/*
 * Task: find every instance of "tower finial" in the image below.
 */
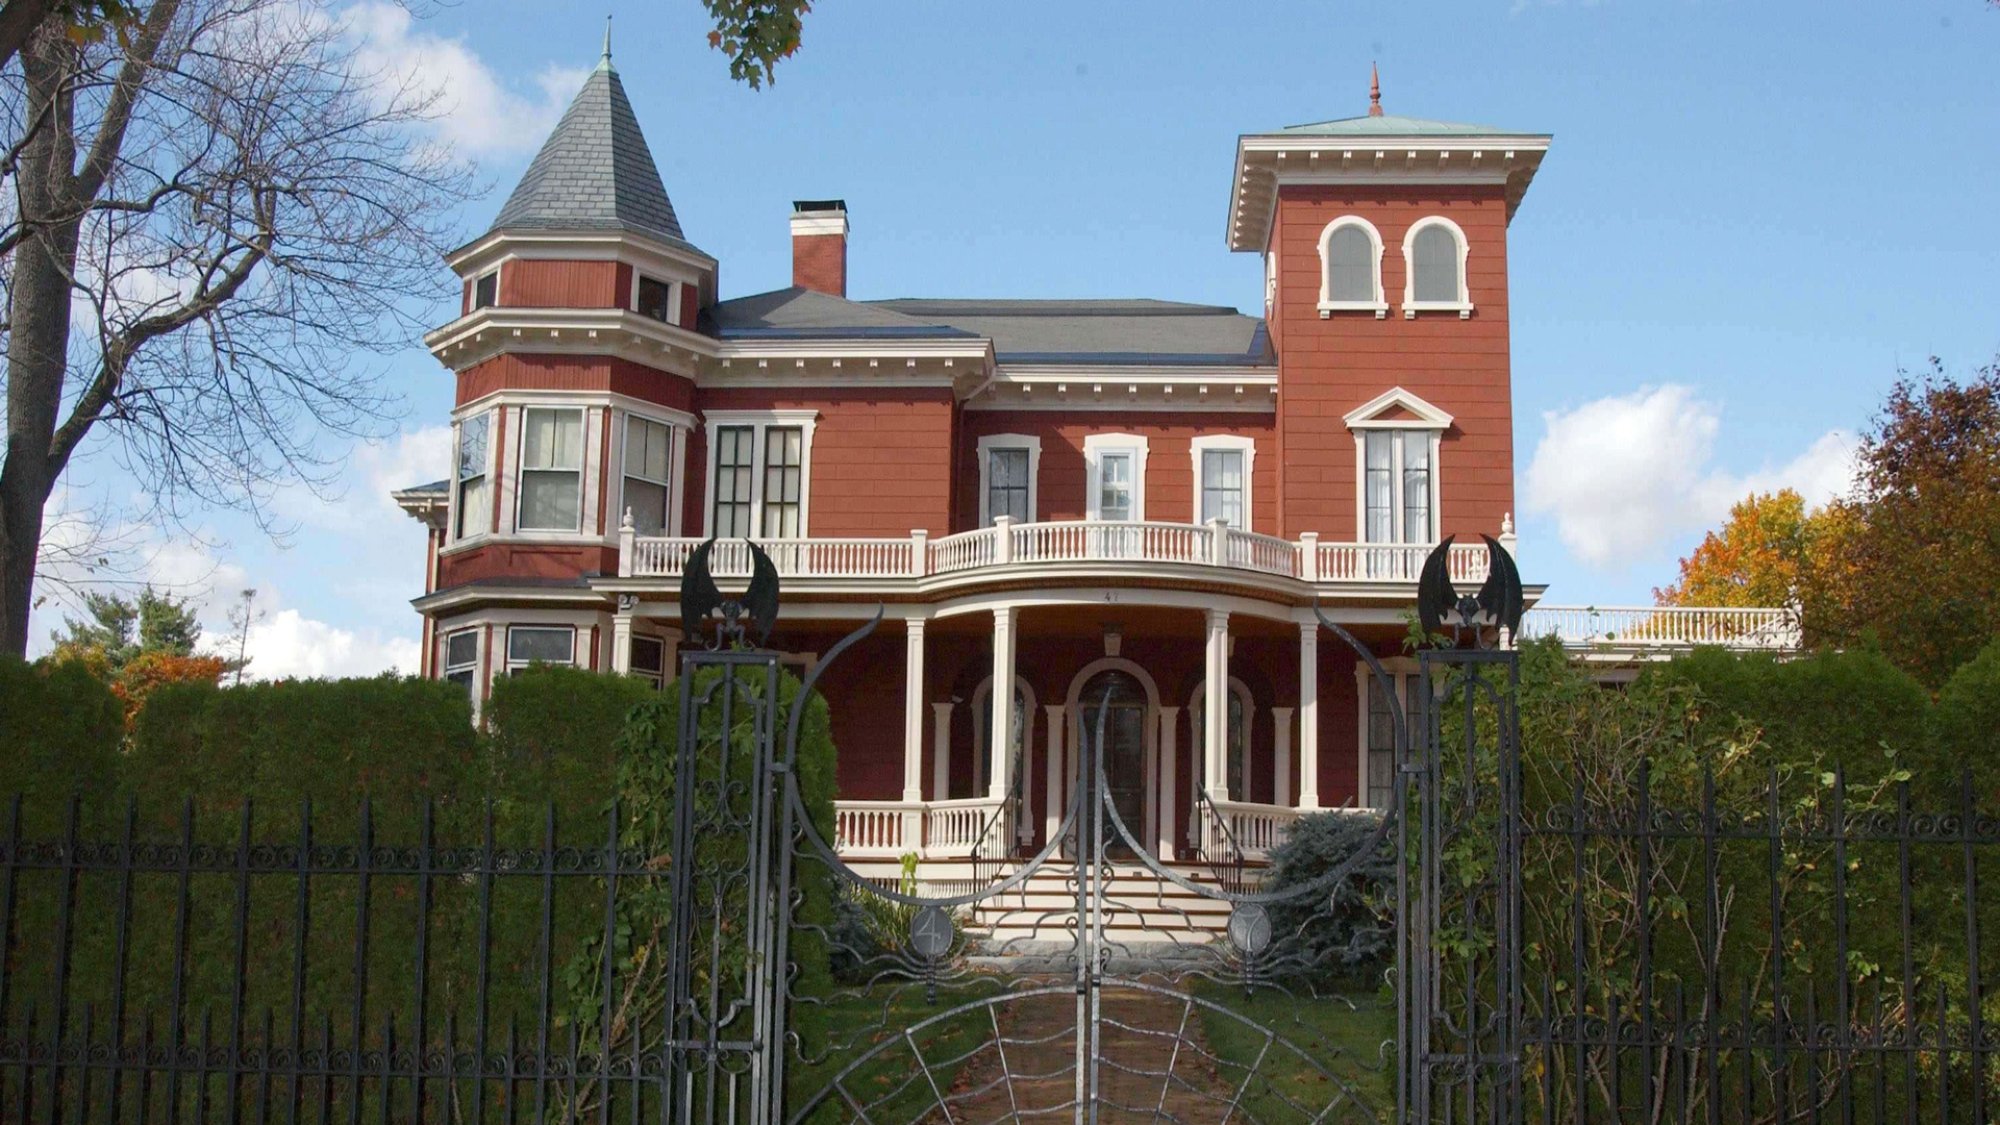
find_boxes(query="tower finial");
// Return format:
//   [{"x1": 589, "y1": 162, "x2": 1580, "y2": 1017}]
[
  {"x1": 599, "y1": 15, "x2": 613, "y2": 70},
  {"x1": 1369, "y1": 62, "x2": 1383, "y2": 117}
]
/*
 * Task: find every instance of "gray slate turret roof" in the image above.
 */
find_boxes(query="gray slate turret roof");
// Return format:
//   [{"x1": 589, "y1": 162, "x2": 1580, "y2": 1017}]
[{"x1": 486, "y1": 59, "x2": 703, "y2": 257}]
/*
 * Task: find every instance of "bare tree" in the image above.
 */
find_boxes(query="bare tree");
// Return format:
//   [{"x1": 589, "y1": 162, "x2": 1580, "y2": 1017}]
[{"x1": 0, "y1": 0, "x2": 474, "y2": 656}]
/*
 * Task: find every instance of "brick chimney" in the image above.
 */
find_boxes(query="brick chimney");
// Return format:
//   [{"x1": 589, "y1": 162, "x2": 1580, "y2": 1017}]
[{"x1": 790, "y1": 199, "x2": 848, "y2": 298}]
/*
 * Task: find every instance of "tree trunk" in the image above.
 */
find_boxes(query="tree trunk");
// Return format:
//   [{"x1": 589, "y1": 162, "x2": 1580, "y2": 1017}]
[{"x1": 0, "y1": 26, "x2": 82, "y2": 657}]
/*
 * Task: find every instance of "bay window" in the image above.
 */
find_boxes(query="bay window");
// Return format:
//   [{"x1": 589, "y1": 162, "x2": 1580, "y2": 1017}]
[
  {"x1": 506, "y1": 626, "x2": 574, "y2": 672},
  {"x1": 623, "y1": 415, "x2": 675, "y2": 536},
  {"x1": 517, "y1": 407, "x2": 584, "y2": 532},
  {"x1": 443, "y1": 630, "x2": 479, "y2": 694},
  {"x1": 454, "y1": 412, "x2": 490, "y2": 540}
]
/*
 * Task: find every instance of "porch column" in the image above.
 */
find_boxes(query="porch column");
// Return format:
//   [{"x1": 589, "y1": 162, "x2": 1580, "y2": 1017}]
[
  {"x1": 611, "y1": 600, "x2": 635, "y2": 675},
  {"x1": 1203, "y1": 608, "x2": 1230, "y2": 800},
  {"x1": 902, "y1": 617, "x2": 926, "y2": 802},
  {"x1": 1298, "y1": 619, "x2": 1321, "y2": 810},
  {"x1": 989, "y1": 606, "x2": 1016, "y2": 802},
  {"x1": 1271, "y1": 706, "x2": 1294, "y2": 806},
  {"x1": 1044, "y1": 704, "x2": 1066, "y2": 846},
  {"x1": 930, "y1": 702, "x2": 953, "y2": 800},
  {"x1": 1156, "y1": 706, "x2": 1179, "y2": 858}
]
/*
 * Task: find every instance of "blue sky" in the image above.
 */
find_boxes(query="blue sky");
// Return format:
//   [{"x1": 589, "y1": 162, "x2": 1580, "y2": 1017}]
[{"x1": 30, "y1": 0, "x2": 2000, "y2": 674}]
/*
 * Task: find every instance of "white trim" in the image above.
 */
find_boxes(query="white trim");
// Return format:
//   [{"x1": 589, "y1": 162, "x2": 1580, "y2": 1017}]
[
  {"x1": 1186, "y1": 676, "x2": 1256, "y2": 802},
  {"x1": 1400, "y1": 215, "x2": 1474, "y2": 317},
  {"x1": 789, "y1": 212, "x2": 850, "y2": 237},
  {"x1": 1342, "y1": 385, "x2": 1456, "y2": 430},
  {"x1": 1351, "y1": 428, "x2": 1443, "y2": 545},
  {"x1": 1188, "y1": 434, "x2": 1256, "y2": 532},
  {"x1": 615, "y1": 408, "x2": 689, "y2": 538},
  {"x1": 446, "y1": 229, "x2": 718, "y2": 278},
  {"x1": 700, "y1": 409, "x2": 820, "y2": 538},
  {"x1": 504, "y1": 623, "x2": 578, "y2": 672},
  {"x1": 1315, "y1": 215, "x2": 1389, "y2": 317},
  {"x1": 471, "y1": 267, "x2": 499, "y2": 310},
  {"x1": 975, "y1": 433, "x2": 1042, "y2": 527},
  {"x1": 1352, "y1": 657, "x2": 1418, "y2": 810},
  {"x1": 454, "y1": 390, "x2": 695, "y2": 432},
  {"x1": 628, "y1": 270, "x2": 682, "y2": 328},
  {"x1": 1083, "y1": 433, "x2": 1149, "y2": 522},
  {"x1": 513, "y1": 405, "x2": 589, "y2": 535}
]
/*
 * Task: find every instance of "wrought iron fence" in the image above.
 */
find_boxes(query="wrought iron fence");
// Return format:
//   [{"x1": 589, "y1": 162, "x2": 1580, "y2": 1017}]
[{"x1": 1515, "y1": 767, "x2": 1999, "y2": 1124}]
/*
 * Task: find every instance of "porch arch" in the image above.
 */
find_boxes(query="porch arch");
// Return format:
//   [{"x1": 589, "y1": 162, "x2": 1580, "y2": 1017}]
[{"x1": 1064, "y1": 657, "x2": 1163, "y2": 849}]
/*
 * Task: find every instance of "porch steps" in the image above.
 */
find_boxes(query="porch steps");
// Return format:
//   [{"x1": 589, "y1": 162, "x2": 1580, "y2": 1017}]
[{"x1": 958, "y1": 860, "x2": 1262, "y2": 947}]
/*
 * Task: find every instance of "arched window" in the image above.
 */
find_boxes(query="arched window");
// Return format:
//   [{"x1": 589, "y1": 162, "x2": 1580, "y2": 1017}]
[
  {"x1": 1316, "y1": 216, "x2": 1386, "y2": 316},
  {"x1": 972, "y1": 676, "x2": 1032, "y2": 797},
  {"x1": 1401, "y1": 217, "x2": 1472, "y2": 316},
  {"x1": 1189, "y1": 679, "x2": 1253, "y2": 801}
]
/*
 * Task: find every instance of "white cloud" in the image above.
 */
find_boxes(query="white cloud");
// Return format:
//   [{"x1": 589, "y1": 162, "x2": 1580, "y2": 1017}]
[
  {"x1": 1522, "y1": 384, "x2": 1857, "y2": 569},
  {"x1": 344, "y1": 2, "x2": 588, "y2": 158},
  {"x1": 272, "y1": 424, "x2": 451, "y2": 533},
  {"x1": 241, "y1": 608, "x2": 421, "y2": 679}
]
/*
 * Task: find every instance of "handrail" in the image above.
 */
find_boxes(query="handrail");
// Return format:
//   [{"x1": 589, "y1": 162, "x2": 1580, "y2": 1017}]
[
  {"x1": 1191, "y1": 787, "x2": 1248, "y2": 890},
  {"x1": 1520, "y1": 605, "x2": 1801, "y2": 651}
]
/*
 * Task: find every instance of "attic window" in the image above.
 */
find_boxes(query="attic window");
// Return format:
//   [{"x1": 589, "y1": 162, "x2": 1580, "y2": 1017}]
[
  {"x1": 635, "y1": 275, "x2": 676, "y2": 324},
  {"x1": 472, "y1": 270, "x2": 498, "y2": 310}
]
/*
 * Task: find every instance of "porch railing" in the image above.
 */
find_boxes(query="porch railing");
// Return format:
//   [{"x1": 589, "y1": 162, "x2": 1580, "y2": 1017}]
[
  {"x1": 620, "y1": 516, "x2": 1497, "y2": 586},
  {"x1": 1199, "y1": 798, "x2": 1305, "y2": 863},
  {"x1": 833, "y1": 798, "x2": 1009, "y2": 859},
  {"x1": 1520, "y1": 604, "x2": 1801, "y2": 652}
]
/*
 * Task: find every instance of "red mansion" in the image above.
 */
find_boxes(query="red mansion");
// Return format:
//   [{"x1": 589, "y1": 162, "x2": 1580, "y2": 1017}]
[{"x1": 395, "y1": 56, "x2": 1795, "y2": 877}]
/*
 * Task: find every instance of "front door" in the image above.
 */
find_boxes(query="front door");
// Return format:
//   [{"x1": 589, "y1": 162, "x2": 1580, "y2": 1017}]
[{"x1": 1078, "y1": 670, "x2": 1148, "y2": 854}]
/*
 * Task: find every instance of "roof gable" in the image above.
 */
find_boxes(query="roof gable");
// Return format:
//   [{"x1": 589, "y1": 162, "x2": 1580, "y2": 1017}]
[{"x1": 486, "y1": 61, "x2": 697, "y2": 253}]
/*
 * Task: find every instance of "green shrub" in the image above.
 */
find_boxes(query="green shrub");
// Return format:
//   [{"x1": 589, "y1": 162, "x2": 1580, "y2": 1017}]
[
  {"x1": 1930, "y1": 636, "x2": 2000, "y2": 802},
  {"x1": 1262, "y1": 811, "x2": 1396, "y2": 982},
  {"x1": 0, "y1": 656, "x2": 123, "y2": 834},
  {"x1": 485, "y1": 663, "x2": 654, "y2": 822}
]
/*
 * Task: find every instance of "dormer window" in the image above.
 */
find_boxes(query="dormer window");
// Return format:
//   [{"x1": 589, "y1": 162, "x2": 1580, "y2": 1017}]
[
  {"x1": 472, "y1": 269, "x2": 498, "y2": 310},
  {"x1": 1344, "y1": 387, "x2": 1452, "y2": 547},
  {"x1": 1401, "y1": 217, "x2": 1472, "y2": 317},
  {"x1": 1317, "y1": 216, "x2": 1387, "y2": 317},
  {"x1": 635, "y1": 274, "x2": 676, "y2": 324}
]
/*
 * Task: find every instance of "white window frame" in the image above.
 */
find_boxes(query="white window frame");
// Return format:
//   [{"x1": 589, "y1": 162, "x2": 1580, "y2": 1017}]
[
  {"x1": 628, "y1": 633, "x2": 668, "y2": 689},
  {"x1": 451, "y1": 410, "x2": 495, "y2": 544},
  {"x1": 1400, "y1": 215, "x2": 1473, "y2": 318},
  {"x1": 616, "y1": 410, "x2": 686, "y2": 537},
  {"x1": 472, "y1": 268, "x2": 499, "y2": 310},
  {"x1": 630, "y1": 272, "x2": 681, "y2": 326},
  {"x1": 442, "y1": 628, "x2": 481, "y2": 693},
  {"x1": 976, "y1": 433, "x2": 1041, "y2": 526},
  {"x1": 1354, "y1": 658, "x2": 1418, "y2": 811},
  {"x1": 505, "y1": 625, "x2": 576, "y2": 672},
  {"x1": 700, "y1": 409, "x2": 819, "y2": 538},
  {"x1": 1083, "y1": 433, "x2": 1149, "y2": 522},
  {"x1": 1316, "y1": 215, "x2": 1388, "y2": 318},
  {"x1": 1189, "y1": 434, "x2": 1256, "y2": 532},
  {"x1": 514, "y1": 405, "x2": 588, "y2": 534},
  {"x1": 1345, "y1": 388, "x2": 1452, "y2": 544}
]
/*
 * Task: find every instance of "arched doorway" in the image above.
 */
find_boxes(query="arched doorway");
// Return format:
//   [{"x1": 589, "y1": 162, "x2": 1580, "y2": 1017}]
[{"x1": 1075, "y1": 668, "x2": 1149, "y2": 854}]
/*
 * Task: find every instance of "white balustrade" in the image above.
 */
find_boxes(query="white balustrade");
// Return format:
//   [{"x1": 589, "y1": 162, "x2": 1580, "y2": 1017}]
[
  {"x1": 1521, "y1": 605, "x2": 1801, "y2": 651},
  {"x1": 922, "y1": 798, "x2": 1007, "y2": 857},
  {"x1": 1206, "y1": 799, "x2": 1303, "y2": 861},
  {"x1": 1223, "y1": 528, "x2": 1300, "y2": 576},
  {"x1": 832, "y1": 801, "x2": 920, "y2": 857}
]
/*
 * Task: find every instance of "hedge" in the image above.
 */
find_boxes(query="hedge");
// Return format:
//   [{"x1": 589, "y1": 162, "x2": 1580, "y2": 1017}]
[{"x1": 0, "y1": 656, "x2": 123, "y2": 835}]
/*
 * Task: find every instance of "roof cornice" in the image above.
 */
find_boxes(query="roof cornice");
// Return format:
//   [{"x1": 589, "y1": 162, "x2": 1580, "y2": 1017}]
[{"x1": 1226, "y1": 132, "x2": 1553, "y2": 253}]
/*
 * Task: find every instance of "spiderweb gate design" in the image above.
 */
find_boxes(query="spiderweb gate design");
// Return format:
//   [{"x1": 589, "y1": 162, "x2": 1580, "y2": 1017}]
[{"x1": 659, "y1": 606, "x2": 1528, "y2": 1124}]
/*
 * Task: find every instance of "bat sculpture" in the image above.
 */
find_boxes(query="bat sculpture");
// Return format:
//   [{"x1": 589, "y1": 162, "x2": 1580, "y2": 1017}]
[
  {"x1": 1416, "y1": 534, "x2": 1524, "y2": 643},
  {"x1": 679, "y1": 538, "x2": 781, "y2": 648}
]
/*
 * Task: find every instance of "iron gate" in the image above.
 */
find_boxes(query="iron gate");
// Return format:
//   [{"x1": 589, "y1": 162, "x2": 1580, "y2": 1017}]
[{"x1": 660, "y1": 598, "x2": 1526, "y2": 1123}]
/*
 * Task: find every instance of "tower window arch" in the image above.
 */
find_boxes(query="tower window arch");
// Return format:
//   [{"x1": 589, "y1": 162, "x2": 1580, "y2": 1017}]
[
  {"x1": 1316, "y1": 216, "x2": 1387, "y2": 317},
  {"x1": 1401, "y1": 216, "x2": 1473, "y2": 317}
]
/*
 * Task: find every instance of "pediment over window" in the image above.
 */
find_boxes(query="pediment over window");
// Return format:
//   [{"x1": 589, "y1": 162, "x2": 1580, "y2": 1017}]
[{"x1": 1343, "y1": 386, "x2": 1454, "y2": 431}]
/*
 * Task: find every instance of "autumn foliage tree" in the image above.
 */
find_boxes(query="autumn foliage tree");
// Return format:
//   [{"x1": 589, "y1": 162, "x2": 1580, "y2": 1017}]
[
  {"x1": 1799, "y1": 359, "x2": 2000, "y2": 688},
  {"x1": 1655, "y1": 488, "x2": 1822, "y2": 608}
]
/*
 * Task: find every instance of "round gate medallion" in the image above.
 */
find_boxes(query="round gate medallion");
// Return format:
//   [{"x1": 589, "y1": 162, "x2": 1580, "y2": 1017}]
[
  {"x1": 909, "y1": 905, "x2": 953, "y2": 959},
  {"x1": 1227, "y1": 903, "x2": 1272, "y2": 956}
]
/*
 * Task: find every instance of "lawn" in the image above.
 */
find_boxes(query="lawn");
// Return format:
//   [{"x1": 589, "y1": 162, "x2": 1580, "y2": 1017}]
[{"x1": 1192, "y1": 980, "x2": 1396, "y2": 1122}]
